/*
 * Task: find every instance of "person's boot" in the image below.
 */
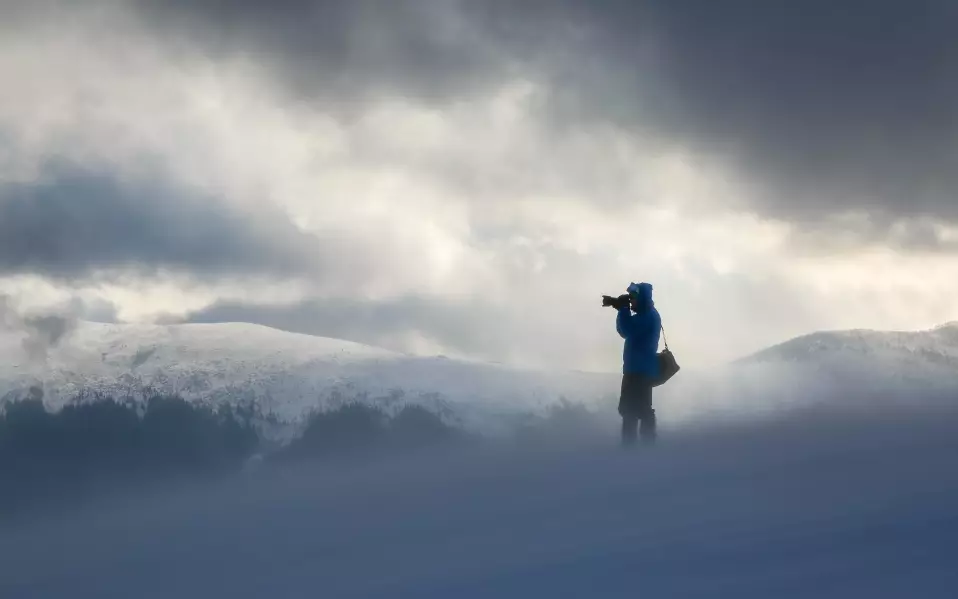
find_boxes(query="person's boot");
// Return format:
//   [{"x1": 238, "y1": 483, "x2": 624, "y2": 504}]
[{"x1": 639, "y1": 409, "x2": 657, "y2": 444}]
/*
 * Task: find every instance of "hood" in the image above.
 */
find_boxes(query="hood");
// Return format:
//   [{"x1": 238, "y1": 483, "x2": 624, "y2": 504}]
[{"x1": 627, "y1": 282, "x2": 654, "y2": 310}]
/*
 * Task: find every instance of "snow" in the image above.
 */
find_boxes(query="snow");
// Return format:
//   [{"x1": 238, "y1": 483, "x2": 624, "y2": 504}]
[
  {"x1": 0, "y1": 321, "x2": 621, "y2": 432},
  {"x1": 2, "y1": 322, "x2": 957, "y2": 596},
  {"x1": 1, "y1": 403, "x2": 955, "y2": 598},
  {"x1": 743, "y1": 322, "x2": 958, "y2": 369},
  {"x1": 584, "y1": 323, "x2": 958, "y2": 438}
]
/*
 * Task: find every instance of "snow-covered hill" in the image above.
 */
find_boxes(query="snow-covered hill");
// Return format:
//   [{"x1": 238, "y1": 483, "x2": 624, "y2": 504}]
[
  {"x1": 639, "y1": 322, "x2": 958, "y2": 426},
  {"x1": 742, "y1": 321, "x2": 958, "y2": 369},
  {"x1": 0, "y1": 321, "x2": 620, "y2": 432},
  {"x1": 735, "y1": 321, "x2": 958, "y2": 400}
]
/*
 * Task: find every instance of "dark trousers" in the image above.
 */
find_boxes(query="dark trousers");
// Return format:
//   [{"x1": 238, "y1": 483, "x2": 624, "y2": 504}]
[{"x1": 618, "y1": 373, "x2": 656, "y2": 444}]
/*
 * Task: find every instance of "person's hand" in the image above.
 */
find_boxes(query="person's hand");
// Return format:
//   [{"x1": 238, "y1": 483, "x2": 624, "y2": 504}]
[{"x1": 602, "y1": 294, "x2": 630, "y2": 309}]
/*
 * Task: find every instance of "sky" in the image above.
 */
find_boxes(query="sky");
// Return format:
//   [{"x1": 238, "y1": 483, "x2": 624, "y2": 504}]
[{"x1": 2, "y1": 0, "x2": 958, "y2": 371}]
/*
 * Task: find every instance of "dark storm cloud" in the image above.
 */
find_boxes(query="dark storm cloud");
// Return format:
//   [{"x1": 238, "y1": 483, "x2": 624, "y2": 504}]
[
  {"x1": 512, "y1": 0, "x2": 958, "y2": 228},
  {"x1": 134, "y1": 0, "x2": 522, "y2": 111},
  {"x1": 476, "y1": 0, "x2": 958, "y2": 227},
  {"x1": 610, "y1": 0, "x2": 958, "y2": 225},
  {"x1": 0, "y1": 161, "x2": 316, "y2": 280},
  {"x1": 133, "y1": 0, "x2": 958, "y2": 228}
]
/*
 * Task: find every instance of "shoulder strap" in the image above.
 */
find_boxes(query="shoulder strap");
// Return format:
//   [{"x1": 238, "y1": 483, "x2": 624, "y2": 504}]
[{"x1": 660, "y1": 324, "x2": 669, "y2": 351}]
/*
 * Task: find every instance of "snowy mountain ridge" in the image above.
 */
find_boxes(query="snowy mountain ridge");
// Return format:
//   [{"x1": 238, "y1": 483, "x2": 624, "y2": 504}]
[
  {"x1": 2, "y1": 319, "x2": 956, "y2": 434},
  {"x1": 0, "y1": 320, "x2": 620, "y2": 432}
]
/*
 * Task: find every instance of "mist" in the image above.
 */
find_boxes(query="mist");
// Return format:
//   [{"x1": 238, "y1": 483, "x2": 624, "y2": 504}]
[
  {"x1": 2, "y1": 374, "x2": 956, "y2": 598},
  {"x1": 0, "y1": 294, "x2": 78, "y2": 365}
]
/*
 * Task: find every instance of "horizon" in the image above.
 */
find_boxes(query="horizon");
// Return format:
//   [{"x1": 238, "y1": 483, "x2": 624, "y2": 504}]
[{"x1": 4, "y1": 314, "x2": 958, "y2": 374}]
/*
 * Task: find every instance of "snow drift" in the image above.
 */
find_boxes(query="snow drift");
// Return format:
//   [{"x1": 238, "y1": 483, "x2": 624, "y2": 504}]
[{"x1": 2, "y1": 401, "x2": 955, "y2": 598}]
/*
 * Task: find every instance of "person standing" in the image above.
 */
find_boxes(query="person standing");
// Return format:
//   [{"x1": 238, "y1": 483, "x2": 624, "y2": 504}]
[{"x1": 605, "y1": 282, "x2": 661, "y2": 445}]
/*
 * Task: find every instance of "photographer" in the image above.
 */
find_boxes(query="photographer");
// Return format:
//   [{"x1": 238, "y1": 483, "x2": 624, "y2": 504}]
[{"x1": 603, "y1": 282, "x2": 662, "y2": 445}]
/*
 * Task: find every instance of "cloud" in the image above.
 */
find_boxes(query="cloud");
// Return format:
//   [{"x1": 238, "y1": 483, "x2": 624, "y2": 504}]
[
  {"x1": 13, "y1": 0, "x2": 956, "y2": 231},
  {"x1": 542, "y1": 0, "x2": 958, "y2": 227},
  {"x1": 0, "y1": 294, "x2": 78, "y2": 363},
  {"x1": 1, "y1": 0, "x2": 957, "y2": 370},
  {"x1": 0, "y1": 161, "x2": 319, "y2": 281},
  {"x1": 185, "y1": 296, "x2": 514, "y2": 361},
  {"x1": 684, "y1": 3, "x2": 956, "y2": 225},
  {"x1": 124, "y1": 1, "x2": 958, "y2": 235},
  {"x1": 133, "y1": 0, "x2": 520, "y2": 109}
]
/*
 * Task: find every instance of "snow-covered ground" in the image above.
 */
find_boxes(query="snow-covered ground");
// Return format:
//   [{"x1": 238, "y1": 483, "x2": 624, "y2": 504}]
[
  {"x1": 2, "y1": 402, "x2": 955, "y2": 598},
  {"x1": 2, "y1": 321, "x2": 957, "y2": 597}
]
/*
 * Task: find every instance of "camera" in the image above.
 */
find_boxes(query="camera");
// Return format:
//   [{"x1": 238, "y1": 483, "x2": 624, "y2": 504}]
[{"x1": 602, "y1": 294, "x2": 630, "y2": 310}]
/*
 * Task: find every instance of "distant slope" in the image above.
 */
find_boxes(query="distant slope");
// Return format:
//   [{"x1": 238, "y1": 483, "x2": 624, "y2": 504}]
[
  {"x1": 645, "y1": 322, "x2": 958, "y2": 425},
  {"x1": 741, "y1": 322, "x2": 958, "y2": 367},
  {"x1": 733, "y1": 322, "x2": 958, "y2": 396},
  {"x1": 0, "y1": 321, "x2": 620, "y2": 432}
]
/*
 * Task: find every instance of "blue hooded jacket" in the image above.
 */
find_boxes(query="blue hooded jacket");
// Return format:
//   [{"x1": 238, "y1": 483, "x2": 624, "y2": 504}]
[{"x1": 616, "y1": 282, "x2": 661, "y2": 377}]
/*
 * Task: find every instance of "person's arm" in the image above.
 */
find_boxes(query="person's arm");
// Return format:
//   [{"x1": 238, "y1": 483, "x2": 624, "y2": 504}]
[{"x1": 616, "y1": 304, "x2": 632, "y2": 339}]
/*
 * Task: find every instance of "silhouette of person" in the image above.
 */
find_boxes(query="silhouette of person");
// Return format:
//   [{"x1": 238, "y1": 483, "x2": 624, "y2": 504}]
[{"x1": 613, "y1": 282, "x2": 661, "y2": 445}]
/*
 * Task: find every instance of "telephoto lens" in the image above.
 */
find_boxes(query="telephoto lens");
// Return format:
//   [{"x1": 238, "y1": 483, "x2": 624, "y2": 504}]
[{"x1": 602, "y1": 294, "x2": 629, "y2": 310}]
